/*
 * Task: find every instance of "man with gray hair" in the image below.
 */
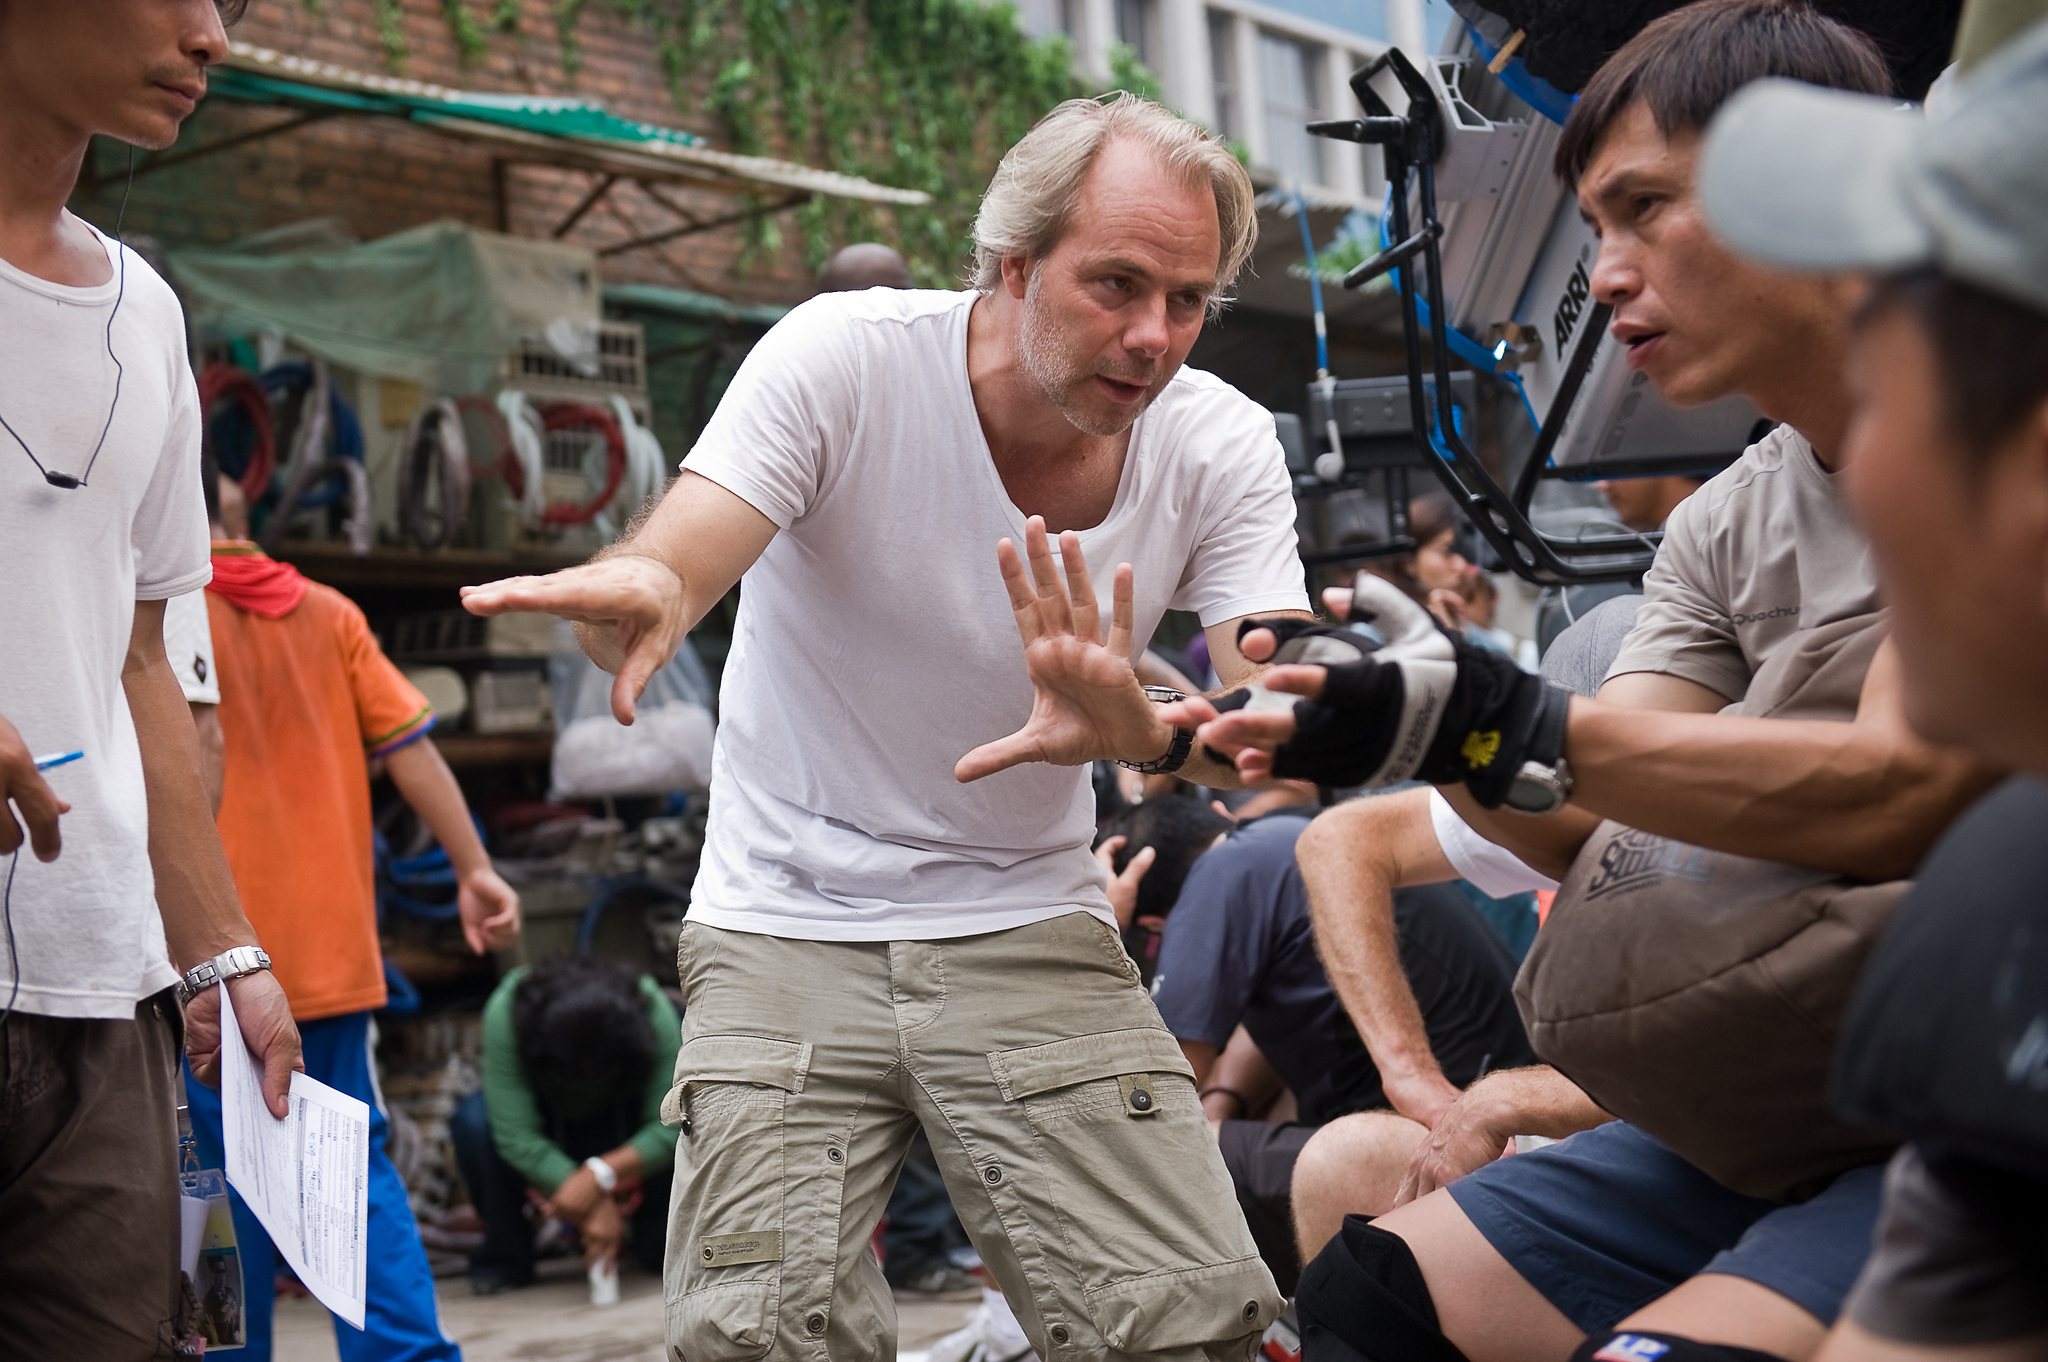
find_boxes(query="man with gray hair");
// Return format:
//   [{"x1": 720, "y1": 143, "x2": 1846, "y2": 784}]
[{"x1": 463, "y1": 93, "x2": 1303, "y2": 1362}]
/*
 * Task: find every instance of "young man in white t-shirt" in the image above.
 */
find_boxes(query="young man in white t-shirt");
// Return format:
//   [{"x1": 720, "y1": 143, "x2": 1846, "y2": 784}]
[
  {"x1": 0, "y1": 2, "x2": 302, "y2": 1357},
  {"x1": 464, "y1": 95, "x2": 1308, "y2": 1361}
]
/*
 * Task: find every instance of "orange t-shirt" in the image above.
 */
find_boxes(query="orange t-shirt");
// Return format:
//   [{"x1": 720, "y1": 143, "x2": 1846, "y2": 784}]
[{"x1": 208, "y1": 577, "x2": 433, "y2": 1021}]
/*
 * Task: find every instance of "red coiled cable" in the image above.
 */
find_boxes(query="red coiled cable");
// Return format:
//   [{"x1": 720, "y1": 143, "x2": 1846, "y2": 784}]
[
  {"x1": 199, "y1": 362, "x2": 275, "y2": 501},
  {"x1": 536, "y1": 401, "x2": 627, "y2": 526}
]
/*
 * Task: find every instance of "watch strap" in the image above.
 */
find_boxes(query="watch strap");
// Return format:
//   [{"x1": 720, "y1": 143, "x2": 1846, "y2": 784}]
[
  {"x1": 584, "y1": 1155, "x2": 619, "y2": 1192},
  {"x1": 1119, "y1": 687, "x2": 1194, "y2": 776},
  {"x1": 1528, "y1": 682, "x2": 1572, "y2": 769},
  {"x1": 176, "y1": 945, "x2": 273, "y2": 1006}
]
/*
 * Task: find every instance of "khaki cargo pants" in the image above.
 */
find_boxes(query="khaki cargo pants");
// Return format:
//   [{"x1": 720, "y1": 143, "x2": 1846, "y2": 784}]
[{"x1": 663, "y1": 912, "x2": 1282, "y2": 1362}]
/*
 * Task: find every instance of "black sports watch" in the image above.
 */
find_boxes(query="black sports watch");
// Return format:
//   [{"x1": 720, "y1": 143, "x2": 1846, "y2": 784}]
[
  {"x1": 1502, "y1": 690, "x2": 1575, "y2": 815},
  {"x1": 1119, "y1": 686, "x2": 1195, "y2": 776}
]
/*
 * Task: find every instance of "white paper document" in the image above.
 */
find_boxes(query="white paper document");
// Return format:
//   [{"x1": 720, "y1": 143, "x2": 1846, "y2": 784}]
[{"x1": 218, "y1": 984, "x2": 371, "y2": 1329}]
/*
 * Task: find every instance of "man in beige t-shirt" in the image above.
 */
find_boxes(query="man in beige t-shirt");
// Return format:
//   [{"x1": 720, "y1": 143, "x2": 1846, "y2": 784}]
[
  {"x1": 1607, "y1": 425, "x2": 1876, "y2": 699},
  {"x1": 1186, "y1": 4, "x2": 2002, "y2": 1358}
]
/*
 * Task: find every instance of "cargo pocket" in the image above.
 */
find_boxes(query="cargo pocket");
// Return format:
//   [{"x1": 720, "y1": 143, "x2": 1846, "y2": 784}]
[
  {"x1": 664, "y1": 1035, "x2": 812, "y2": 1362},
  {"x1": 987, "y1": 1029, "x2": 1277, "y2": 1350},
  {"x1": 1087, "y1": 1256, "x2": 1278, "y2": 1354}
]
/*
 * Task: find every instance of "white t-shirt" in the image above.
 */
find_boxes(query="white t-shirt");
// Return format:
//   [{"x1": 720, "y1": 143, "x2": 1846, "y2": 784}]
[
  {"x1": 683, "y1": 289, "x2": 1308, "y2": 940},
  {"x1": 1428, "y1": 788, "x2": 1558, "y2": 897},
  {"x1": 165, "y1": 589, "x2": 219, "y2": 704},
  {"x1": 0, "y1": 221, "x2": 210, "y2": 1018}
]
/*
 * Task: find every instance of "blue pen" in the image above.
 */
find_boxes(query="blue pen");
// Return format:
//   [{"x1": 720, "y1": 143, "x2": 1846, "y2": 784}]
[{"x1": 32, "y1": 750, "x2": 83, "y2": 772}]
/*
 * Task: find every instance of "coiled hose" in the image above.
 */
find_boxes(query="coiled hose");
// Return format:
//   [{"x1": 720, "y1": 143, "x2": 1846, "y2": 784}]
[
  {"x1": 259, "y1": 360, "x2": 371, "y2": 555},
  {"x1": 199, "y1": 362, "x2": 275, "y2": 502},
  {"x1": 397, "y1": 398, "x2": 474, "y2": 550}
]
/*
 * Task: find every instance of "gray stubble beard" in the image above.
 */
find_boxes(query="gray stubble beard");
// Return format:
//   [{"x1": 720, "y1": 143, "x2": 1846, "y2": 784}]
[{"x1": 1017, "y1": 268, "x2": 1150, "y2": 439}]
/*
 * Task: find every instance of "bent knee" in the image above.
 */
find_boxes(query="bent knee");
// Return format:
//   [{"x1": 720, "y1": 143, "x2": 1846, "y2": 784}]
[{"x1": 1297, "y1": 1111, "x2": 1428, "y2": 1182}]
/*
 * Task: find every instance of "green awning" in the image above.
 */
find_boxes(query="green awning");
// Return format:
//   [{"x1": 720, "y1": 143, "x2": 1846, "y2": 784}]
[
  {"x1": 604, "y1": 283, "x2": 791, "y2": 329},
  {"x1": 209, "y1": 65, "x2": 711, "y2": 151},
  {"x1": 212, "y1": 42, "x2": 928, "y2": 206}
]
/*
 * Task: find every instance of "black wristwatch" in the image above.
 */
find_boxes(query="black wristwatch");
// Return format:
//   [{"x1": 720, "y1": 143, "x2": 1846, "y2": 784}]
[{"x1": 1119, "y1": 686, "x2": 1195, "y2": 776}]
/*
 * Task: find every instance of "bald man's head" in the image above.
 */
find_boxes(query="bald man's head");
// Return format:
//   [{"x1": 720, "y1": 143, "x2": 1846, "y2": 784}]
[{"x1": 818, "y1": 242, "x2": 914, "y2": 293}]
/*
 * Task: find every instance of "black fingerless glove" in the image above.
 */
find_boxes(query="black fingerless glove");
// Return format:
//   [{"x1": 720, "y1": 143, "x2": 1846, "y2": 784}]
[{"x1": 1219, "y1": 575, "x2": 1569, "y2": 807}]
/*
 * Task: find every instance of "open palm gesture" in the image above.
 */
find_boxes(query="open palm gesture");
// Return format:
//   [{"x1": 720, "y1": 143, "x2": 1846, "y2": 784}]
[{"x1": 955, "y1": 517, "x2": 1169, "y2": 783}]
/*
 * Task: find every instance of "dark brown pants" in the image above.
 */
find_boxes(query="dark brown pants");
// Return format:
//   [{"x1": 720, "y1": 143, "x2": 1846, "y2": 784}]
[{"x1": 0, "y1": 990, "x2": 185, "y2": 1361}]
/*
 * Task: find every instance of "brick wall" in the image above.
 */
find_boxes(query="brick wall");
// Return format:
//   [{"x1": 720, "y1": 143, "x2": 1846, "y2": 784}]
[{"x1": 69, "y1": 0, "x2": 830, "y2": 307}]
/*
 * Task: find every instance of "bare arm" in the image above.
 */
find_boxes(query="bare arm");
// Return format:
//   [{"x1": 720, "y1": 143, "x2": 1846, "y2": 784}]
[
  {"x1": 125, "y1": 600, "x2": 301, "y2": 1117},
  {"x1": 461, "y1": 471, "x2": 778, "y2": 722},
  {"x1": 384, "y1": 738, "x2": 520, "y2": 955},
  {"x1": 1135, "y1": 650, "x2": 1200, "y2": 694},
  {"x1": 1395, "y1": 1065, "x2": 1611, "y2": 1205},
  {"x1": 1296, "y1": 788, "x2": 1469, "y2": 1126},
  {"x1": 1194, "y1": 1025, "x2": 1286, "y2": 1126},
  {"x1": 1455, "y1": 642, "x2": 1997, "y2": 882},
  {"x1": 191, "y1": 702, "x2": 223, "y2": 816}
]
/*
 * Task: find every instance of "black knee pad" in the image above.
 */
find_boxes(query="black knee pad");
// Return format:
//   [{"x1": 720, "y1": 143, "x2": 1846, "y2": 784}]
[
  {"x1": 1294, "y1": 1216, "x2": 1470, "y2": 1362},
  {"x1": 1571, "y1": 1332, "x2": 1788, "y2": 1362}
]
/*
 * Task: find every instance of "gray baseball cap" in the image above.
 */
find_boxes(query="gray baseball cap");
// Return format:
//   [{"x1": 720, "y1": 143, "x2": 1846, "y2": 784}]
[{"x1": 1698, "y1": 17, "x2": 2048, "y2": 314}]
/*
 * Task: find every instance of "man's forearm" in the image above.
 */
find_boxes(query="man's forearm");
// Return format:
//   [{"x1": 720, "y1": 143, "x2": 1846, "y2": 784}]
[
  {"x1": 1464, "y1": 1066, "x2": 1611, "y2": 1140},
  {"x1": 577, "y1": 471, "x2": 775, "y2": 670},
  {"x1": 1297, "y1": 796, "x2": 1449, "y2": 1098},
  {"x1": 192, "y1": 702, "x2": 224, "y2": 816},
  {"x1": 1562, "y1": 699, "x2": 1997, "y2": 880},
  {"x1": 127, "y1": 652, "x2": 259, "y2": 970}
]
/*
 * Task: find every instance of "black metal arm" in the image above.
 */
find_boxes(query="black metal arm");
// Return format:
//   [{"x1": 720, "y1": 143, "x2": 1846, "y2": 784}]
[{"x1": 1313, "y1": 51, "x2": 1659, "y2": 585}]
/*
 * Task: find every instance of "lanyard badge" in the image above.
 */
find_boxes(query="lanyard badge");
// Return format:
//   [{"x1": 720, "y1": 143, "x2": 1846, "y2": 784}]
[{"x1": 177, "y1": 1094, "x2": 246, "y2": 1353}]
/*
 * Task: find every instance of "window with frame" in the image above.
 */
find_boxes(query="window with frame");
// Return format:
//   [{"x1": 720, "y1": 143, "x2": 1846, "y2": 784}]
[
  {"x1": 1015, "y1": 0, "x2": 1073, "y2": 39},
  {"x1": 1260, "y1": 32, "x2": 1325, "y2": 184},
  {"x1": 1208, "y1": 10, "x2": 1239, "y2": 140},
  {"x1": 1116, "y1": 0, "x2": 1159, "y2": 69}
]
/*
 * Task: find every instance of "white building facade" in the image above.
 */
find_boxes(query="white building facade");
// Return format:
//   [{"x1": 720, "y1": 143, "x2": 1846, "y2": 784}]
[{"x1": 1013, "y1": 0, "x2": 1429, "y2": 208}]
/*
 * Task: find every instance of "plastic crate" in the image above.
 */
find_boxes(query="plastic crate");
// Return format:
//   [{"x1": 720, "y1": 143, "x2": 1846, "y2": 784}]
[
  {"x1": 505, "y1": 320, "x2": 645, "y2": 398},
  {"x1": 384, "y1": 608, "x2": 556, "y2": 662}
]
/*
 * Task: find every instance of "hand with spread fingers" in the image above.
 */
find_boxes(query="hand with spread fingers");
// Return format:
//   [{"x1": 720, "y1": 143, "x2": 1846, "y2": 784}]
[
  {"x1": 955, "y1": 517, "x2": 1176, "y2": 783},
  {"x1": 461, "y1": 556, "x2": 687, "y2": 726}
]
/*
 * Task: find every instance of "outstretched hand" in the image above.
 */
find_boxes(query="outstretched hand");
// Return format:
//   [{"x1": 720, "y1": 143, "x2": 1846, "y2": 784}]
[
  {"x1": 460, "y1": 556, "x2": 685, "y2": 725},
  {"x1": 955, "y1": 518, "x2": 1168, "y2": 783}
]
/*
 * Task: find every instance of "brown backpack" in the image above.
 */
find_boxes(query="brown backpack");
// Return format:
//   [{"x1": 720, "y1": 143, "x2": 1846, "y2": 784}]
[{"x1": 1515, "y1": 612, "x2": 1906, "y2": 1202}]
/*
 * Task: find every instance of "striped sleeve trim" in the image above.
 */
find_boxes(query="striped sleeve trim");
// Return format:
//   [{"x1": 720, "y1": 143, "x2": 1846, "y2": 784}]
[{"x1": 367, "y1": 707, "x2": 436, "y2": 757}]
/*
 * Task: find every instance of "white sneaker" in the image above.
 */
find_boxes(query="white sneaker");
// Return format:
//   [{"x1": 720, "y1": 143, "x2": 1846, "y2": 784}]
[{"x1": 925, "y1": 1289, "x2": 1039, "y2": 1362}]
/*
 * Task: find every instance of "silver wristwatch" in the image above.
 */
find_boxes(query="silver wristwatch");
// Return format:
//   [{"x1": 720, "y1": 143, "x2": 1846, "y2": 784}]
[
  {"x1": 176, "y1": 945, "x2": 274, "y2": 1006},
  {"x1": 1503, "y1": 755, "x2": 1575, "y2": 815},
  {"x1": 1118, "y1": 686, "x2": 1195, "y2": 776}
]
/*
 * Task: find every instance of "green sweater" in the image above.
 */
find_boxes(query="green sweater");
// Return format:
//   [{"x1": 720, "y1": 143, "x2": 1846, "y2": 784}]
[{"x1": 480, "y1": 965, "x2": 682, "y2": 1193}]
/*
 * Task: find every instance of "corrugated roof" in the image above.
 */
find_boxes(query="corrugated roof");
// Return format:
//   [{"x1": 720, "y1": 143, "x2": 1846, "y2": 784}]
[{"x1": 215, "y1": 43, "x2": 930, "y2": 206}]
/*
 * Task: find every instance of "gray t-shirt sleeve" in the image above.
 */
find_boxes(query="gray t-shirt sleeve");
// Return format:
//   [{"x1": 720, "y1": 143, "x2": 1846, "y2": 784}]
[{"x1": 1602, "y1": 487, "x2": 1749, "y2": 702}]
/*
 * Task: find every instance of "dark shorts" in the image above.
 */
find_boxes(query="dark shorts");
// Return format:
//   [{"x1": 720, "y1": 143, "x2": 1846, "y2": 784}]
[
  {"x1": 1845, "y1": 1144, "x2": 2048, "y2": 1346},
  {"x1": 0, "y1": 990, "x2": 186, "y2": 1361},
  {"x1": 1217, "y1": 1120, "x2": 1318, "y2": 1296},
  {"x1": 1446, "y1": 1121, "x2": 1884, "y2": 1331}
]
